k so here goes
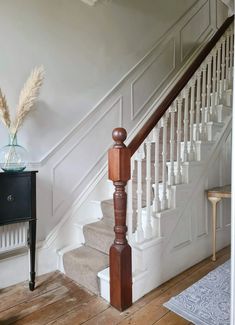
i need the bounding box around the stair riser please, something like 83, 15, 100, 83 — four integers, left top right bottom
217, 105, 232, 123
83, 226, 114, 255
193, 123, 223, 142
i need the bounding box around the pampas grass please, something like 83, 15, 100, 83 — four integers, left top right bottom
0, 66, 45, 135
11, 66, 45, 135
0, 88, 11, 129
0, 66, 45, 169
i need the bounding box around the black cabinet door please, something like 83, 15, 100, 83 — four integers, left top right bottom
0, 175, 32, 224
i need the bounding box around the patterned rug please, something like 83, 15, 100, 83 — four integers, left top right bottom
164, 260, 230, 325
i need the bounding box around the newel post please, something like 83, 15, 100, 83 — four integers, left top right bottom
108, 128, 132, 311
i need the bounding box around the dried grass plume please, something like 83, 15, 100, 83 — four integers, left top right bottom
11, 66, 45, 134
0, 88, 11, 128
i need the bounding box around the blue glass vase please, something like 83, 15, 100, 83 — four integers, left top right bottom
0, 133, 28, 172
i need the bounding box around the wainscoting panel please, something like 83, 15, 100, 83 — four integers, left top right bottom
52, 97, 122, 213
172, 209, 192, 250
180, 0, 211, 61
197, 187, 209, 238
131, 38, 176, 120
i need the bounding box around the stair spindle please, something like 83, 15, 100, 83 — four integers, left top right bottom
189, 78, 196, 160
206, 54, 212, 122
169, 103, 176, 185
211, 49, 217, 119
161, 113, 169, 210
127, 158, 134, 242
183, 86, 189, 162
153, 123, 161, 212
195, 69, 202, 141
145, 135, 153, 238
135, 145, 145, 243
201, 64, 207, 140
216, 42, 222, 105
229, 28, 234, 86
225, 29, 230, 90
176, 96, 183, 184
221, 36, 226, 93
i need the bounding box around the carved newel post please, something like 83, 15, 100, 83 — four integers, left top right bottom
108, 128, 132, 311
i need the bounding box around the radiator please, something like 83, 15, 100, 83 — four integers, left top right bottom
0, 223, 28, 253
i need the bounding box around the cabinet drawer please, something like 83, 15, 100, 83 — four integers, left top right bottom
0, 175, 32, 224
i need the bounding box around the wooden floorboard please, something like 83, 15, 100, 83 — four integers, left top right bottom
0, 246, 230, 325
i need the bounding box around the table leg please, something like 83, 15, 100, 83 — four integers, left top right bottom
208, 197, 221, 261
28, 219, 36, 291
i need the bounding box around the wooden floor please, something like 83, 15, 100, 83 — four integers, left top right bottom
0, 247, 230, 325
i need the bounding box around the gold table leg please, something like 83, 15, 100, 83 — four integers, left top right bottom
208, 197, 221, 261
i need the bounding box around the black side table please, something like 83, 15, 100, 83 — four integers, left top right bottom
0, 171, 37, 290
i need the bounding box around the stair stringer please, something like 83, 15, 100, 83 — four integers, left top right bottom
98, 114, 232, 303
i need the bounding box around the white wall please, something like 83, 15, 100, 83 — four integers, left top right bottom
0, 0, 196, 161
0, 0, 228, 243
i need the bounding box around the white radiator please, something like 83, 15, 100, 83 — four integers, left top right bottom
0, 223, 28, 253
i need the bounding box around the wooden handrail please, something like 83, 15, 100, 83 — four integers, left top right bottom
128, 15, 234, 156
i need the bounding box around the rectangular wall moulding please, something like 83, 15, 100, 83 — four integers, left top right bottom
172, 210, 192, 250
52, 97, 123, 213
131, 38, 176, 120
180, 0, 211, 61
197, 189, 209, 238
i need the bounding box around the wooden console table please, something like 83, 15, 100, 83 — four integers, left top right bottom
206, 184, 231, 261
0, 171, 37, 290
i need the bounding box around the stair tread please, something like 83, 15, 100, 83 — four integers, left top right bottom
84, 220, 113, 235
64, 245, 108, 270
63, 245, 109, 294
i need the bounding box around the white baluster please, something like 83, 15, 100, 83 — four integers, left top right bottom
225, 30, 230, 90
229, 28, 234, 86
195, 69, 201, 141
216, 42, 222, 105
211, 49, 217, 120
221, 36, 226, 93
189, 78, 196, 160
201, 63, 207, 140
153, 123, 161, 212
183, 86, 189, 162
206, 54, 212, 122
127, 158, 134, 242
161, 112, 169, 210
176, 96, 183, 184
134, 145, 145, 243
145, 134, 153, 238
169, 103, 176, 185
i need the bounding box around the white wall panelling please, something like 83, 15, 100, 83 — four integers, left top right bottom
131, 38, 176, 120
52, 96, 123, 214
180, 0, 211, 61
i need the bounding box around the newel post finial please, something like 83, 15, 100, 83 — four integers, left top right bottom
112, 128, 127, 148
108, 127, 132, 311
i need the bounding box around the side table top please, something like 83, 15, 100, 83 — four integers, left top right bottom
206, 184, 231, 198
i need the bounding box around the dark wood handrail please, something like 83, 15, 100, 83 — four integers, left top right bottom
128, 15, 234, 156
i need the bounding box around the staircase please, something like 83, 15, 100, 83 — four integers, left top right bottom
63, 17, 234, 309
63, 119, 172, 293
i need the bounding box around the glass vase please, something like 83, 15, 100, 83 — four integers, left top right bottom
0, 133, 29, 172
